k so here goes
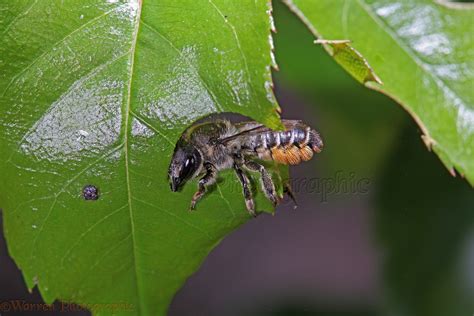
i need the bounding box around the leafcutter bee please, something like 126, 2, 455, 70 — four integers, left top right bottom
168, 118, 323, 216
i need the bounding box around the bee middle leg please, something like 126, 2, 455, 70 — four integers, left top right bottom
190, 163, 217, 211
233, 162, 257, 217
244, 160, 278, 207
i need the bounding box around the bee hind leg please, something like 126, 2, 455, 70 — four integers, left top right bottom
244, 161, 279, 207
283, 182, 298, 209
190, 163, 217, 211
233, 163, 257, 217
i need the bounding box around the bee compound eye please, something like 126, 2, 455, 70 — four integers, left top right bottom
83, 185, 99, 200
185, 156, 195, 168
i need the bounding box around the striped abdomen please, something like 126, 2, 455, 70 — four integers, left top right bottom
253, 124, 323, 165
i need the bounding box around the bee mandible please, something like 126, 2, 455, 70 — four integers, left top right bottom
168, 118, 323, 217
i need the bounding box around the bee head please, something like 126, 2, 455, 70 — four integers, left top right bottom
168, 144, 202, 192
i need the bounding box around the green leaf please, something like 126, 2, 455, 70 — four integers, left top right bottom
0, 0, 280, 314
272, 0, 405, 178
314, 39, 382, 85
283, 0, 474, 185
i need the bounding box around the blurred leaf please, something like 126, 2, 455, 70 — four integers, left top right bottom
0, 0, 280, 314
283, 0, 474, 184
253, 304, 377, 316
376, 121, 474, 316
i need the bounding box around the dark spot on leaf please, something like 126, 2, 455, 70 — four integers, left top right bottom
82, 185, 99, 200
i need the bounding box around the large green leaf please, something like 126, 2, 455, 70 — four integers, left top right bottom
283, 0, 474, 184
0, 0, 281, 314
272, 0, 405, 178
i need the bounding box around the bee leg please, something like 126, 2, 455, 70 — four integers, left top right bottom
233, 163, 256, 217
190, 163, 217, 211
244, 161, 278, 207
283, 182, 298, 209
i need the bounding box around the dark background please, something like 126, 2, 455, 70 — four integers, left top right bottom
1, 2, 473, 315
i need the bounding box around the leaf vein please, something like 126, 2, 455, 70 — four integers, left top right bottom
140, 20, 223, 112
28, 144, 125, 268
207, 0, 257, 106
1, 3, 127, 96
73, 233, 132, 297
5, 51, 130, 165
133, 197, 213, 240
59, 204, 128, 269
355, 0, 469, 114
122, 1, 143, 313
0, 0, 38, 37
216, 183, 236, 219
129, 110, 175, 146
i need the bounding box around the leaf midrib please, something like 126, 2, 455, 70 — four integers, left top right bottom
123, 0, 143, 314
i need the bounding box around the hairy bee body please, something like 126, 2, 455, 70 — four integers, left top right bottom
179, 120, 238, 172
168, 118, 323, 216
231, 120, 323, 165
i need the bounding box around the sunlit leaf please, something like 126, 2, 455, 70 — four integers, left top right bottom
284, 0, 474, 184
0, 0, 280, 314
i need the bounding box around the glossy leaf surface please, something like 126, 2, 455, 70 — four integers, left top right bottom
285, 0, 474, 184
0, 0, 280, 314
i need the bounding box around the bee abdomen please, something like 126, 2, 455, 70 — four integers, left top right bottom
256, 127, 323, 165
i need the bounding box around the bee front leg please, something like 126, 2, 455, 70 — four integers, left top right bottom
233, 163, 257, 217
190, 163, 217, 211
244, 161, 279, 207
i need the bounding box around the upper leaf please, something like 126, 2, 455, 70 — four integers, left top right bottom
0, 0, 280, 314
284, 0, 474, 184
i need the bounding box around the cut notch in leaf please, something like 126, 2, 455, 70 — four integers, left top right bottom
314, 39, 383, 85
285, 0, 474, 185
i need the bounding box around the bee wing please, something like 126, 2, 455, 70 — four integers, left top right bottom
219, 120, 303, 143
234, 120, 303, 131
